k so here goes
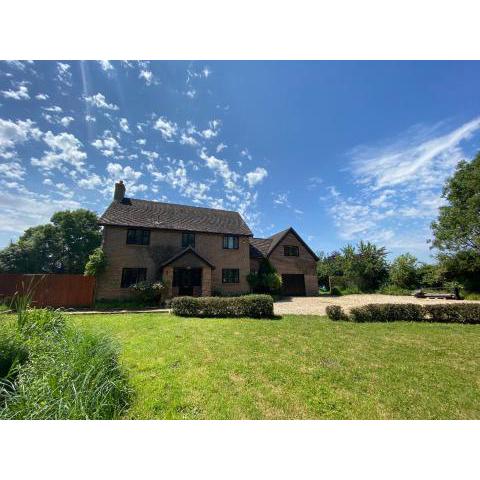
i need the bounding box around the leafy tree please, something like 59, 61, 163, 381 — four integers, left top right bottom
345, 241, 389, 291
431, 152, 480, 290
316, 251, 345, 289
416, 263, 444, 288
0, 209, 102, 274
389, 253, 419, 289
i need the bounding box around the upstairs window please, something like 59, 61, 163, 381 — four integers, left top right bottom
182, 232, 195, 248
284, 245, 299, 257
126, 229, 150, 245
222, 268, 240, 283
223, 235, 239, 249
121, 268, 147, 288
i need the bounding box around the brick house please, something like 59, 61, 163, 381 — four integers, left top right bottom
96, 181, 318, 299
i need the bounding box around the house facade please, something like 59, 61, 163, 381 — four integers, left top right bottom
96, 181, 318, 299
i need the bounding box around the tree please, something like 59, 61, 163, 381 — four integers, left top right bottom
316, 250, 345, 289
345, 241, 389, 291
0, 209, 102, 274
389, 253, 418, 289
431, 152, 480, 290
247, 258, 282, 294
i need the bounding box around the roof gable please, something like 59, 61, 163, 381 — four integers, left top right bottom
99, 198, 252, 236
159, 246, 215, 269
249, 227, 319, 261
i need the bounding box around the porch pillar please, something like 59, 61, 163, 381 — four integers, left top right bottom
162, 266, 174, 298
201, 268, 212, 297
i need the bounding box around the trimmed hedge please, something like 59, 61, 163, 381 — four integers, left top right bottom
350, 303, 424, 323
171, 294, 274, 318
325, 305, 349, 321
326, 303, 480, 324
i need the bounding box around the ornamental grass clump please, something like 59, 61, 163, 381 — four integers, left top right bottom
0, 300, 131, 419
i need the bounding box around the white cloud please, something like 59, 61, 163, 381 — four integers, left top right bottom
245, 167, 268, 187
31, 131, 87, 172
201, 120, 220, 139
119, 118, 130, 133
216, 143, 227, 153
60, 116, 74, 127
0, 118, 42, 158
35, 93, 49, 100
153, 117, 177, 140
273, 193, 289, 206
325, 117, 480, 256
85, 115, 96, 123
98, 60, 114, 71
185, 89, 196, 98
0, 189, 80, 234
202, 67, 211, 78
199, 149, 240, 190
140, 149, 159, 161
180, 133, 198, 146
91, 131, 123, 157
43, 105, 62, 112
139, 69, 154, 86
136, 138, 146, 145
84, 92, 119, 110
78, 173, 103, 189
307, 176, 323, 190
1, 84, 30, 100
56, 62, 72, 87
0, 161, 25, 179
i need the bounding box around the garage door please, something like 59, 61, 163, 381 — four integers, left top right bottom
281, 274, 306, 296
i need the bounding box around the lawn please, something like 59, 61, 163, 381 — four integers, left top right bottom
73, 313, 480, 419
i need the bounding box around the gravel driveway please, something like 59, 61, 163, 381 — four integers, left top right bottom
274, 294, 480, 316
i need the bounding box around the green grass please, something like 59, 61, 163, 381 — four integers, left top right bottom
73, 313, 480, 419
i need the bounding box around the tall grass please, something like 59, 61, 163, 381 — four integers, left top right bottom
0, 296, 131, 419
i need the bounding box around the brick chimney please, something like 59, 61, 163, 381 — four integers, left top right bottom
114, 180, 125, 202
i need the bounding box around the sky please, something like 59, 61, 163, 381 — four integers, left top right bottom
0, 60, 479, 261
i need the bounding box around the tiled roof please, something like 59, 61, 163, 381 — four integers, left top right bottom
99, 198, 253, 236
249, 238, 273, 258
249, 227, 319, 261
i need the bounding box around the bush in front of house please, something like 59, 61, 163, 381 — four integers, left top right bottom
84, 247, 107, 277
130, 280, 168, 305
171, 294, 274, 318
247, 258, 282, 295
0, 305, 131, 419
325, 305, 349, 321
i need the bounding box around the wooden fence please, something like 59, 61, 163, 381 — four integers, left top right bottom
0, 274, 96, 308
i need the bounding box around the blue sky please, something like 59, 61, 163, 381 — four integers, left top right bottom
0, 60, 479, 261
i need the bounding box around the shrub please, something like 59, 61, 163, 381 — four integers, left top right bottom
171, 294, 274, 318
349, 303, 424, 323
423, 304, 480, 324
84, 247, 107, 277
247, 259, 282, 294
325, 305, 349, 321
378, 284, 412, 296
330, 286, 342, 296
0, 308, 131, 419
130, 280, 168, 304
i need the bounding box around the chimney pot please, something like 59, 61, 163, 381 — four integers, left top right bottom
114, 180, 125, 202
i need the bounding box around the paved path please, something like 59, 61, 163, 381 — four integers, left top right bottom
274, 294, 480, 316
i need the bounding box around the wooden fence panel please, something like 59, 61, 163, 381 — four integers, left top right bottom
0, 274, 95, 308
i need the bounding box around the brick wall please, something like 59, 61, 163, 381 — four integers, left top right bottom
267, 231, 318, 296
96, 226, 250, 299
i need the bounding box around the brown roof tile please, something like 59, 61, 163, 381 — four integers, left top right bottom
99, 198, 252, 236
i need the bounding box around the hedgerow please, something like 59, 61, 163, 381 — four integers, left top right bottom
326, 303, 480, 324
171, 294, 274, 318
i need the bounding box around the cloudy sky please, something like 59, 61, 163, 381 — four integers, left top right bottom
0, 60, 479, 260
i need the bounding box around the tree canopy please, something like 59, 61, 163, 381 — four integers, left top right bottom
0, 209, 102, 274
431, 152, 480, 290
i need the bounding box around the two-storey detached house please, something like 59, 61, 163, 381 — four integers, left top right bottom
96, 181, 318, 299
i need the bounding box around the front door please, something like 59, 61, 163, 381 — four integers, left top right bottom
173, 268, 202, 296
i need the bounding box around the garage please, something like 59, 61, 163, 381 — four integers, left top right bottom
281, 274, 306, 296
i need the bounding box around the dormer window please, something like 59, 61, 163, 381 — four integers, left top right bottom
126, 229, 150, 245
223, 235, 239, 249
